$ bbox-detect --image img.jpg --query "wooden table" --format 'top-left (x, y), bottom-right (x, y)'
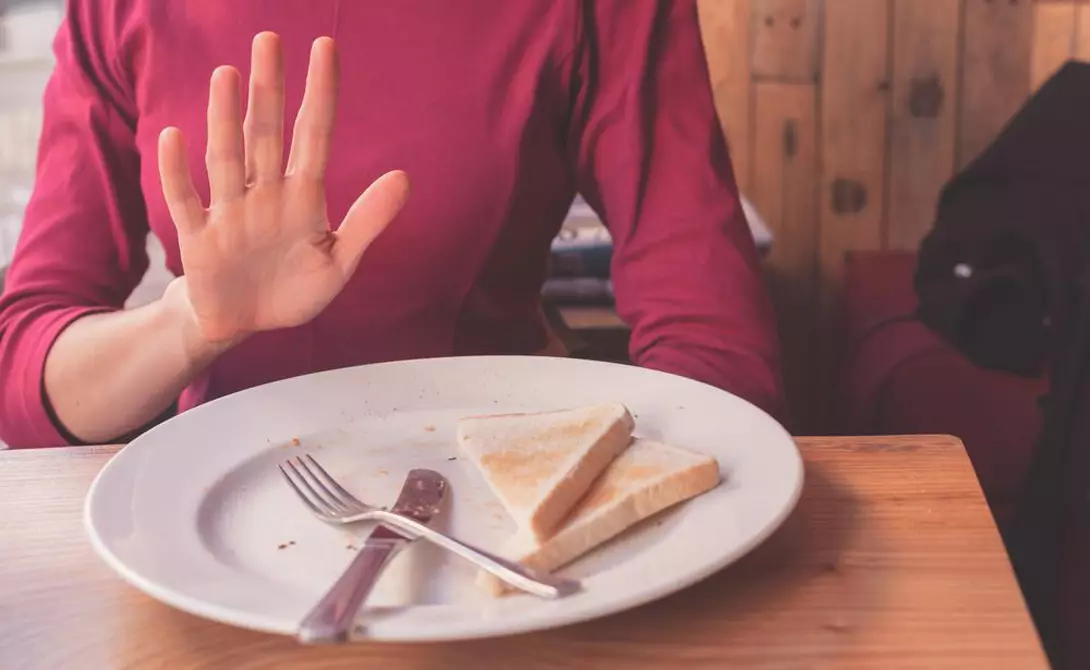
top-left (0, 435), bottom-right (1047, 669)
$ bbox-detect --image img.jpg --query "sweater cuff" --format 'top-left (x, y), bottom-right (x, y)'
top-left (14, 306), bottom-right (110, 448)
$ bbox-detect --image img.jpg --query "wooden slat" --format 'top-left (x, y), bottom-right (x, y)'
top-left (753, 83), bottom-right (818, 277)
top-left (818, 0), bottom-right (889, 287)
top-left (1031, 2), bottom-right (1076, 90)
top-left (886, 0), bottom-right (960, 251)
top-left (1076, 2), bottom-right (1090, 61)
top-left (815, 0), bottom-right (890, 434)
top-left (751, 0), bottom-right (820, 82)
top-left (752, 82), bottom-right (818, 431)
top-left (698, 0), bottom-right (754, 192)
top-left (960, 0), bottom-right (1033, 168)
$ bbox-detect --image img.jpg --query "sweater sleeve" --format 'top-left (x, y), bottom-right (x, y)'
top-left (0, 0), bottom-right (149, 448)
top-left (569, 0), bottom-right (784, 417)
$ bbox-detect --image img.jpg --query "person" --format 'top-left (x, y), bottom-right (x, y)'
top-left (0, 1), bottom-right (782, 449)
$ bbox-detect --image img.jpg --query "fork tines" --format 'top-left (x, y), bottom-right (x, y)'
top-left (279, 455), bottom-right (366, 517)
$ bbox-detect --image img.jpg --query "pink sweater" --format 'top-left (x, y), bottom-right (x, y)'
top-left (0, 0), bottom-right (782, 448)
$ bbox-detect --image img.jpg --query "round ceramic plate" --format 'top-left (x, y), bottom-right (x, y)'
top-left (84, 356), bottom-right (803, 641)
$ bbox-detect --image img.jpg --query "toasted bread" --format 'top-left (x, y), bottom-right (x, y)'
top-left (478, 438), bottom-right (720, 595)
top-left (456, 402), bottom-right (635, 541)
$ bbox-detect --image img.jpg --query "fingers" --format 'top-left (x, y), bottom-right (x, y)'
top-left (243, 32), bottom-right (285, 183)
top-left (206, 65), bottom-right (246, 203)
top-left (332, 170), bottom-right (411, 277)
top-left (158, 127), bottom-right (206, 234)
top-left (286, 37), bottom-right (338, 180)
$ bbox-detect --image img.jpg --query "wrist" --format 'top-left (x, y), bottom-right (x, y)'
top-left (159, 277), bottom-right (243, 369)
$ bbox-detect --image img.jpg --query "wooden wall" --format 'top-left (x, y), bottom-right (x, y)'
top-left (697, 0), bottom-right (1087, 431)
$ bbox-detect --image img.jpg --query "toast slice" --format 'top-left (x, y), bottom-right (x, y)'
top-left (478, 438), bottom-right (720, 595)
top-left (457, 402), bottom-right (635, 541)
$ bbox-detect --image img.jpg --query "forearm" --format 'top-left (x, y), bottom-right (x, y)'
top-left (43, 278), bottom-right (234, 444)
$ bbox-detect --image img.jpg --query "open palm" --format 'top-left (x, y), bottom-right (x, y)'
top-left (157, 33), bottom-right (409, 344)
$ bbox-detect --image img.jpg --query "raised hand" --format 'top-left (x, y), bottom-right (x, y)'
top-left (157, 32), bottom-right (409, 344)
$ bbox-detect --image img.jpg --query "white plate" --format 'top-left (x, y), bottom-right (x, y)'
top-left (84, 356), bottom-right (802, 641)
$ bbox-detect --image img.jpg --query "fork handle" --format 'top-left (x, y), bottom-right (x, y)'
top-left (372, 510), bottom-right (579, 599)
top-left (297, 538), bottom-right (401, 644)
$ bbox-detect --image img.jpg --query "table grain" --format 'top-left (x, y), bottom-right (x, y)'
top-left (0, 435), bottom-right (1048, 669)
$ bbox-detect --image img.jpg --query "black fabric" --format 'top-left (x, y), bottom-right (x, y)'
top-left (914, 61), bottom-right (1090, 669)
top-left (1013, 274), bottom-right (1090, 670)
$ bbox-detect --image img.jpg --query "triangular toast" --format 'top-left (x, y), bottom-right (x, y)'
top-left (456, 402), bottom-right (635, 541)
top-left (477, 438), bottom-right (720, 595)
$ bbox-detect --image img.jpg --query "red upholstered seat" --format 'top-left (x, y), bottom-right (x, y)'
top-left (835, 251), bottom-right (1047, 518)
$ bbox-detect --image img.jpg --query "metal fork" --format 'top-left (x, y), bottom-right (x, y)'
top-left (279, 455), bottom-right (580, 599)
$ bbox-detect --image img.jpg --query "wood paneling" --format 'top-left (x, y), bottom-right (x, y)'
top-left (753, 84), bottom-right (818, 290)
top-left (751, 0), bottom-right (821, 82)
top-left (1077, 3), bottom-right (1090, 61)
top-left (818, 0), bottom-right (889, 294)
top-left (887, 0), bottom-right (960, 251)
top-left (697, 0), bottom-right (754, 192)
top-left (1031, 2), bottom-right (1076, 90)
top-left (959, 0), bottom-right (1033, 167)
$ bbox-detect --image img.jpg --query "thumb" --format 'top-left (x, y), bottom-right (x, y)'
top-left (332, 170), bottom-right (410, 277)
